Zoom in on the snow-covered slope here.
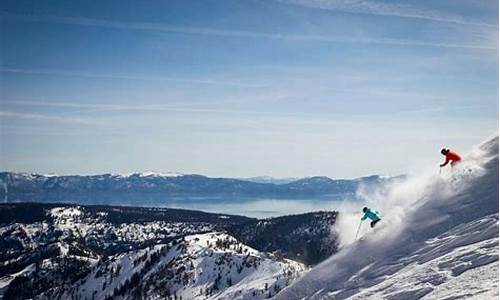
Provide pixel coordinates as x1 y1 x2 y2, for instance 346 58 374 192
1 204 321 300
58 232 305 300
275 134 499 300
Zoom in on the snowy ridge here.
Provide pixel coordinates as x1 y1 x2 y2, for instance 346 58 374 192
123 171 184 178
59 232 305 300
1 204 325 299
274 134 499 300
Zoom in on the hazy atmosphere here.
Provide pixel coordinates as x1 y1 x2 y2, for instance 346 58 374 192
1 0 498 178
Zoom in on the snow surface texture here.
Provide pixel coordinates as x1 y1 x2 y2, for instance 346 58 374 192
275 134 499 300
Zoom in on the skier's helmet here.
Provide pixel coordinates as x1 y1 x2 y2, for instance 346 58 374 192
441 148 449 155
362 207 368 213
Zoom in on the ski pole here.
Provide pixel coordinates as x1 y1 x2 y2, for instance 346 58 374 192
354 219 362 242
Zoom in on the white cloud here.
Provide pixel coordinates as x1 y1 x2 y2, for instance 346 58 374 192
2 13 496 50
0 67 261 88
276 0 497 27
0 111 95 124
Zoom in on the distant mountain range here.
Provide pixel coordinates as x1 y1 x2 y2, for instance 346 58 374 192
0 172 403 205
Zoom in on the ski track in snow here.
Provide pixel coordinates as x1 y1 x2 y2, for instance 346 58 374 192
274 135 499 300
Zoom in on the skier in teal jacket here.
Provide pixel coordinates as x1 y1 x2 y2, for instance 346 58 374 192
361 207 382 228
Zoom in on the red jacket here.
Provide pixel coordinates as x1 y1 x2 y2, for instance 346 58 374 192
441 151 462 167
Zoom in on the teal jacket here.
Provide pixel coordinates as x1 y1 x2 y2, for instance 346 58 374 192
361 208 381 221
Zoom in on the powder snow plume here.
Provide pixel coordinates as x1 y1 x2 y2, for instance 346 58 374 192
275 134 499 299
334 137 490 248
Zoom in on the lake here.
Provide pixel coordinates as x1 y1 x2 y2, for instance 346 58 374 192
4 193 360 219
164 197 363 218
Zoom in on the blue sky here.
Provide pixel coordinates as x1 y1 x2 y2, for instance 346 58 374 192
0 0 498 178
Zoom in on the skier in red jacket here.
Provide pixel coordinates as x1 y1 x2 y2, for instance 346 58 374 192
440 148 462 168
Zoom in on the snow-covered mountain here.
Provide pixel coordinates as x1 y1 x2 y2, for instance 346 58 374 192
0 204 336 300
61 232 305 300
0 172 399 205
274 134 499 299
3 135 495 300
123 171 184 178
